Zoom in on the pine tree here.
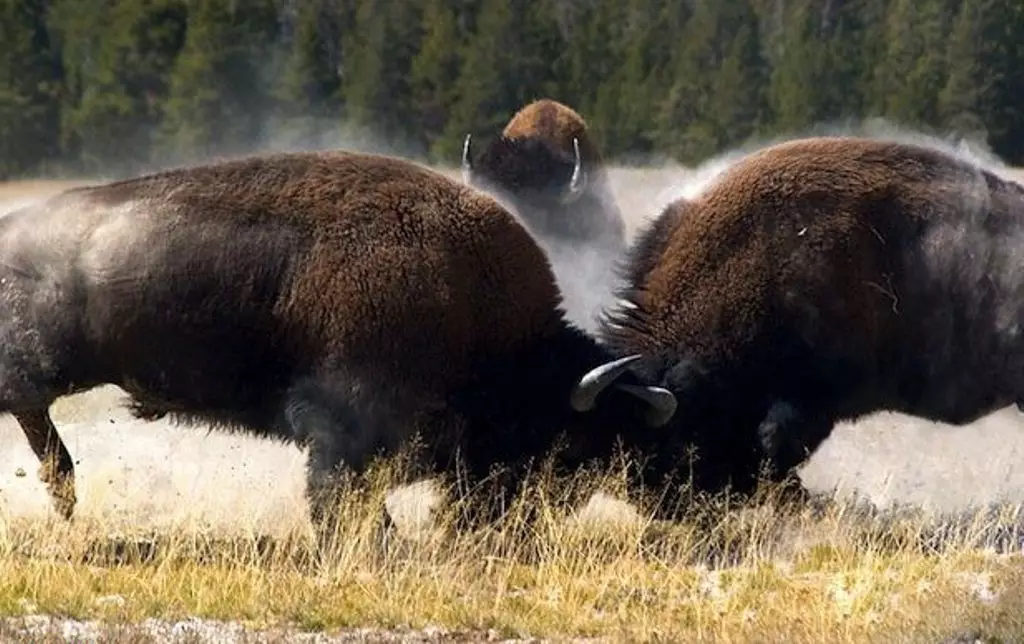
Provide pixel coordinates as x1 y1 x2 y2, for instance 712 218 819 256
563 0 620 119
709 15 768 147
575 0 624 149
441 0 515 158
0 0 63 178
54 0 188 175
270 0 345 150
767 0 882 136
937 0 989 142
868 0 960 126
409 0 461 160
657 0 768 162
938 0 1024 162
766 0 821 133
339 0 424 156
158 0 278 165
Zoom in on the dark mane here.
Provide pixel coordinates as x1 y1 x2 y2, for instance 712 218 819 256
474 136 578 194
599 199 690 351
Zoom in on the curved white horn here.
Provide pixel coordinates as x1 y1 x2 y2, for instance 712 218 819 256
570 354 644 412
461 134 473 184
614 383 678 427
569 138 583 190
561 137 587 203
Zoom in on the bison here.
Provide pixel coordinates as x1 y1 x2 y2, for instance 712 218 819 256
460 99 630 334
0 149 677 538
460 99 626 253
572 134 1024 501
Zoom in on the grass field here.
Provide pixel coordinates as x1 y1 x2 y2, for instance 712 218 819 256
2 462 1024 643
1 159 1024 642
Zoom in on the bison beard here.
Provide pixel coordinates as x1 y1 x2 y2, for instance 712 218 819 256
580 134 1024 501
0 149 676 550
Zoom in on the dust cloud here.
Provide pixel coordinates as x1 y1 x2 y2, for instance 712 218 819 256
3 121 1024 538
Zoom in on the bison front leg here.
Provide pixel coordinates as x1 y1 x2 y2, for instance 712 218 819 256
284 378 400 562
755 399 835 504
13 408 76 520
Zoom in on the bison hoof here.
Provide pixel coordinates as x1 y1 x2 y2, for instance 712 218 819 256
39 465 76 520
52 492 76 521
127 400 169 421
48 483 76 520
757 400 803 460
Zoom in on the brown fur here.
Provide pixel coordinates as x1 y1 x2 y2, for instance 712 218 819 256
617 137 901 370
0 150 665 533
599 135 1024 496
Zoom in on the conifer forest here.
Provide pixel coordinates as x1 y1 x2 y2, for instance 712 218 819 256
2 0 1023 180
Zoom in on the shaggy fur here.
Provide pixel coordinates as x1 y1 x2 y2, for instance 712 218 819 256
463 99 626 251
596 135 1024 497
0 150 668 531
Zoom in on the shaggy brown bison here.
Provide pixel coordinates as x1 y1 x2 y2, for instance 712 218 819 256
460 99 626 252
574 135 1024 500
0 150 676 535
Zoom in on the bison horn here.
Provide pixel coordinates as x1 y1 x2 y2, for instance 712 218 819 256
570 354 644 412
461 134 473 184
613 384 678 428
561 137 586 204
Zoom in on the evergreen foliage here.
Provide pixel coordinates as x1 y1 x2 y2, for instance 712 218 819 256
1 0 1021 179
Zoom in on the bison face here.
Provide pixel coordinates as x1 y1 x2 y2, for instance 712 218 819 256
571 352 771 495
462 134 603 242
569 354 677 428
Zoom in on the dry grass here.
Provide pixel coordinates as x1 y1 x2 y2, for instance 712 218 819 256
1 451 1023 643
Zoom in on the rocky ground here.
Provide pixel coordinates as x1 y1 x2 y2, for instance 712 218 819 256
0 615 574 643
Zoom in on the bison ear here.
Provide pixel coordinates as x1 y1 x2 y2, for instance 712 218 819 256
461 133 474 184
560 137 587 204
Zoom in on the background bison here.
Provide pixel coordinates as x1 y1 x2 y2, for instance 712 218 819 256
461 99 630 335
461 98 626 252
0 150 675 539
576 135 1024 501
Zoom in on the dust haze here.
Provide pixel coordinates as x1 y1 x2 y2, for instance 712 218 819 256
2 118 1024 538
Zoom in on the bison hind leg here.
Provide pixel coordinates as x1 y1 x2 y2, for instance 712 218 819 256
12 408 76 520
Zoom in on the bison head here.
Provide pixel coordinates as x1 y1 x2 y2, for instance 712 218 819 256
463 133 586 202
460 133 624 246
570 349 774 497
569 354 676 428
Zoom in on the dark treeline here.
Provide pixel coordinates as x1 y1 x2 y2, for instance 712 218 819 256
2 0 1024 180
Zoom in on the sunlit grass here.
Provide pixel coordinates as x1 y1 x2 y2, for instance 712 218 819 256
0 448 1021 643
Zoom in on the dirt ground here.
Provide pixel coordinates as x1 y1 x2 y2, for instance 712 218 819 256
1 161 1023 539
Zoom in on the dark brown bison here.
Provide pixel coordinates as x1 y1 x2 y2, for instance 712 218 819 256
460 99 626 253
572 135 1024 500
0 149 676 535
